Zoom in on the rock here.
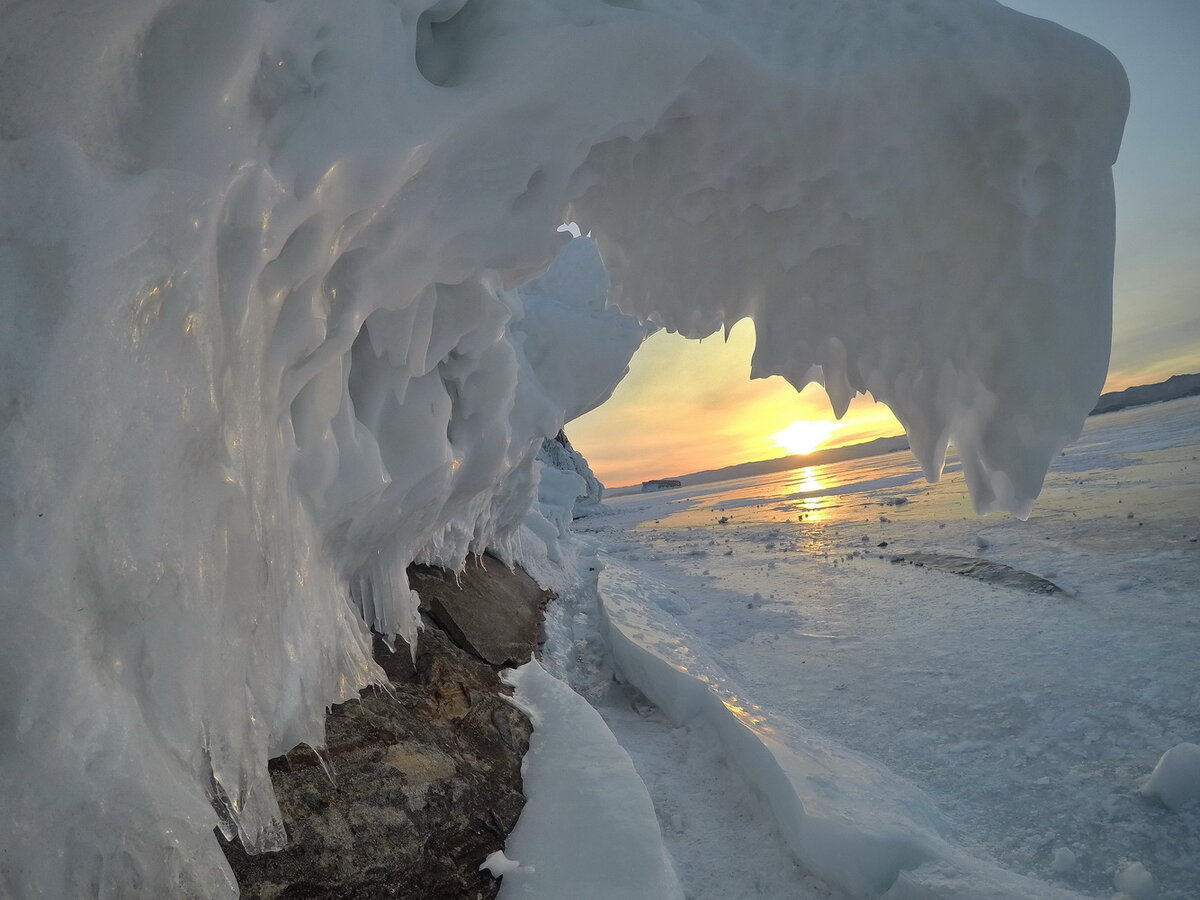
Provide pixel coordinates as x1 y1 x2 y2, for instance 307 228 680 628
223 561 548 899
411 554 552 667
892 551 1064 595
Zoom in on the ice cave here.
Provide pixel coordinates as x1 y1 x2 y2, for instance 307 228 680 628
0 0 1128 896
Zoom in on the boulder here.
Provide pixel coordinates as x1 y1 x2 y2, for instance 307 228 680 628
223 561 551 899
411 554 551 667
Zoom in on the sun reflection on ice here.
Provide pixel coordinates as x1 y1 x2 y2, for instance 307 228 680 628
721 694 773 737
781 465 832 523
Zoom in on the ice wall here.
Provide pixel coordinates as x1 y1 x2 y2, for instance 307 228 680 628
0 0 1126 896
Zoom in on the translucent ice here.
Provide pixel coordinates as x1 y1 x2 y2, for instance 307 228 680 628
0 0 1126 895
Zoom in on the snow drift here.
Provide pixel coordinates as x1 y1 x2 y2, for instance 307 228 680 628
0 0 1126 896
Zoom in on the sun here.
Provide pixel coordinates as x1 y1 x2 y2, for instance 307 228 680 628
772 419 838 456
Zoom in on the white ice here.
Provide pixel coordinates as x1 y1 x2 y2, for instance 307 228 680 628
587 397 1199 899
1142 743 1200 812
0 0 1127 895
595 556 1089 900
497 660 685 900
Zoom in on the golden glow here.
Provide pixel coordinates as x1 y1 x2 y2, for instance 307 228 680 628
787 466 830 523
569 319 905 487
791 466 824 493
772 419 838 456
721 694 772 736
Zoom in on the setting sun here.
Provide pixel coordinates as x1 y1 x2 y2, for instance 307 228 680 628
772 419 838 456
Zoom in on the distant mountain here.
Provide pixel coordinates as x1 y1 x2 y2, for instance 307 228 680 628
610 434 910 494
1091 373 1200 415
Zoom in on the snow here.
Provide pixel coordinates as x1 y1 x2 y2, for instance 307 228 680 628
1142 744 1200 812
596 556 1088 900
480 850 524 879
586 397 1200 899
1052 848 1078 876
0 0 1128 895
497 660 685 900
528 531 838 900
1114 862 1156 900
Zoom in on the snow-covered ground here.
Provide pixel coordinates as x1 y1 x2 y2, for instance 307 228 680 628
530 396 1199 899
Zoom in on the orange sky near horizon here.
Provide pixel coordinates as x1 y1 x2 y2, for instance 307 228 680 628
566 317 1200 489
567 320 906 488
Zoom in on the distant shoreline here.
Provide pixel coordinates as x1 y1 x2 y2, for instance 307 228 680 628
1090 372 1199 415
607 434 911 496
608 373 1198 495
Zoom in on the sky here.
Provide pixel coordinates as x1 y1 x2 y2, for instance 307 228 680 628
569 0 1200 488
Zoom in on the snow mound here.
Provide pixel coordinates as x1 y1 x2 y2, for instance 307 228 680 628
1141 742 1200 811
498 660 684 900
598 557 1088 900
0 0 1125 894
1113 861 1156 900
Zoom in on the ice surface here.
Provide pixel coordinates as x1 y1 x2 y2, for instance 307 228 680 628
498 661 685 900
0 0 1126 894
597 557 1090 899
595 398 1200 899
598 558 948 897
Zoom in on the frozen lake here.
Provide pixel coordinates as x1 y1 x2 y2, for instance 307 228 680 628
575 396 1200 899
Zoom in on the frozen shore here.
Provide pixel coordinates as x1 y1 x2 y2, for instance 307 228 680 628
522 396 1199 899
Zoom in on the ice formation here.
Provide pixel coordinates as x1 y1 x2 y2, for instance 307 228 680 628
499 661 685 899
0 0 1125 896
597 557 1089 900
1113 862 1156 900
1141 742 1200 811
538 432 608 515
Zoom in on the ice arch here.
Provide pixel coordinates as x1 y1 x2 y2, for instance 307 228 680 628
0 0 1126 896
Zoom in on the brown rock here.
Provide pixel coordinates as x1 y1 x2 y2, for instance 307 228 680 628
410 554 551 667
222 560 549 899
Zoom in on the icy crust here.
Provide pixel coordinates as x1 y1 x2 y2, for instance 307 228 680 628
597 557 1088 900
497 661 685 900
0 0 1125 895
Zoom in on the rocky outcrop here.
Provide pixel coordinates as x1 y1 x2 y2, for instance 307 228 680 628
222 556 551 899
410 556 551 668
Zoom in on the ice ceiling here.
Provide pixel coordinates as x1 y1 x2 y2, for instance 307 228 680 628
0 0 1126 896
